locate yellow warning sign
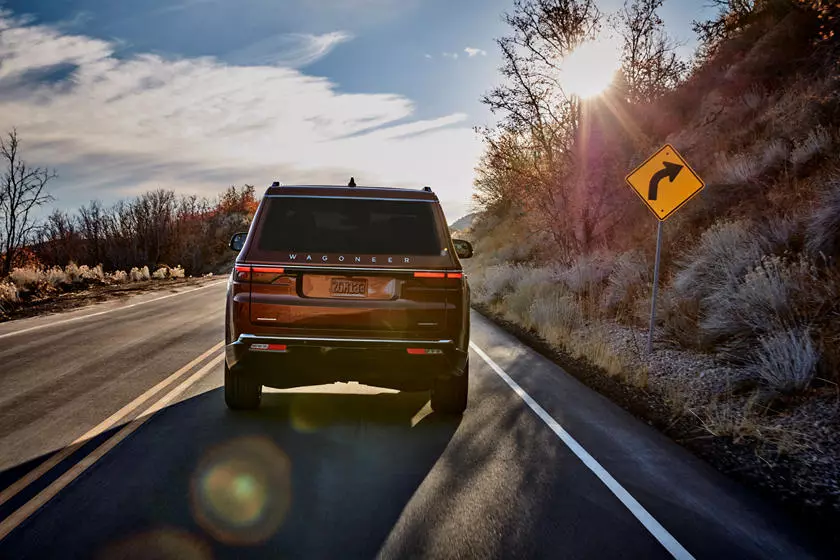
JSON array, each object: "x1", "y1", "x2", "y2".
[{"x1": 625, "y1": 144, "x2": 704, "y2": 221}]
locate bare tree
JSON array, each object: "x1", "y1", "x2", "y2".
[
  {"x1": 615, "y1": 0, "x2": 687, "y2": 103},
  {"x1": 0, "y1": 129, "x2": 55, "y2": 276},
  {"x1": 692, "y1": 0, "x2": 758, "y2": 61}
]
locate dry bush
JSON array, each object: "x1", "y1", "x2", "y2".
[
  {"x1": 701, "y1": 254, "x2": 819, "y2": 357},
  {"x1": 46, "y1": 266, "x2": 69, "y2": 288},
  {"x1": 109, "y1": 270, "x2": 128, "y2": 283},
  {"x1": 152, "y1": 267, "x2": 169, "y2": 280},
  {"x1": 129, "y1": 266, "x2": 151, "y2": 282},
  {"x1": 528, "y1": 288, "x2": 584, "y2": 347},
  {"x1": 805, "y1": 179, "x2": 840, "y2": 258},
  {"x1": 170, "y1": 266, "x2": 185, "y2": 279},
  {"x1": 0, "y1": 281, "x2": 19, "y2": 310},
  {"x1": 748, "y1": 328, "x2": 819, "y2": 394},
  {"x1": 80, "y1": 264, "x2": 105, "y2": 283},
  {"x1": 557, "y1": 254, "x2": 611, "y2": 297},
  {"x1": 604, "y1": 251, "x2": 650, "y2": 323},
  {"x1": 714, "y1": 152, "x2": 760, "y2": 184},
  {"x1": 9, "y1": 267, "x2": 44, "y2": 291},
  {"x1": 470, "y1": 264, "x2": 530, "y2": 305},
  {"x1": 498, "y1": 267, "x2": 558, "y2": 327},
  {"x1": 759, "y1": 138, "x2": 791, "y2": 172},
  {"x1": 790, "y1": 126, "x2": 832, "y2": 167},
  {"x1": 672, "y1": 220, "x2": 766, "y2": 304},
  {"x1": 658, "y1": 293, "x2": 703, "y2": 348}
]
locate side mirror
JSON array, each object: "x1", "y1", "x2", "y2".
[
  {"x1": 229, "y1": 232, "x2": 247, "y2": 252},
  {"x1": 452, "y1": 239, "x2": 473, "y2": 259}
]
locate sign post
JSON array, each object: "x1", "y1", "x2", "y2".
[{"x1": 625, "y1": 144, "x2": 704, "y2": 353}]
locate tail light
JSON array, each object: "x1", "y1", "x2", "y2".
[
  {"x1": 413, "y1": 271, "x2": 463, "y2": 279},
  {"x1": 234, "y1": 265, "x2": 287, "y2": 283},
  {"x1": 407, "y1": 348, "x2": 444, "y2": 355}
]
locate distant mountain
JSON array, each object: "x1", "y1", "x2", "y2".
[{"x1": 449, "y1": 212, "x2": 478, "y2": 232}]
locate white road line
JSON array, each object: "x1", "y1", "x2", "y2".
[
  {"x1": 0, "y1": 341, "x2": 224, "y2": 508},
  {"x1": 0, "y1": 280, "x2": 227, "y2": 340},
  {"x1": 469, "y1": 341, "x2": 695, "y2": 560},
  {"x1": 0, "y1": 353, "x2": 224, "y2": 542}
]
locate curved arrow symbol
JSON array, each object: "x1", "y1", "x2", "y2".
[{"x1": 648, "y1": 161, "x2": 683, "y2": 201}]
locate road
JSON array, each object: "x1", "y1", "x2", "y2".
[{"x1": 0, "y1": 279, "x2": 829, "y2": 559}]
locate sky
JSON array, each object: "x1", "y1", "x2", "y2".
[{"x1": 0, "y1": 0, "x2": 715, "y2": 222}]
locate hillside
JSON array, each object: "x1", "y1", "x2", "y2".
[
  {"x1": 467, "y1": 0, "x2": 840, "y2": 525},
  {"x1": 449, "y1": 212, "x2": 478, "y2": 232}
]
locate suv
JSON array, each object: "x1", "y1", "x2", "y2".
[{"x1": 224, "y1": 182, "x2": 473, "y2": 414}]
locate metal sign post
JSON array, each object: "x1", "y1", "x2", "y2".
[
  {"x1": 647, "y1": 221, "x2": 664, "y2": 354},
  {"x1": 625, "y1": 144, "x2": 705, "y2": 354}
]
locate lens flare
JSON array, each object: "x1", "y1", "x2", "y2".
[
  {"x1": 95, "y1": 527, "x2": 211, "y2": 560},
  {"x1": 190, "y1": 436, "x2": 291, "y2": 545}
]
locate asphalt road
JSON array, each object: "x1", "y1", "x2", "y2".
[{"x1": 0, "y1": 280, "x2": 830, "y2": 559}]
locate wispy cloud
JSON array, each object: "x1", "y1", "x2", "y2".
[
  {"x1": 464, "y1": 47, "x2": 486, "y2": 57},
  {"x1": 424, "y1": 53, "x2": 432, "y2": 59},
  {"x1": 0, "y1": 14, "x2": 480, "y2": 217},
  {"x1": 442, "y1": 51, "x2": 459, "y2": 59},
  {"x1": 228, "y1": 31, "x2": 353, "y2": 68}
]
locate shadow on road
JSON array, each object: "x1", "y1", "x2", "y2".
[{"x1": 0, "y1": 387, "x2": 461, "y2": 559}]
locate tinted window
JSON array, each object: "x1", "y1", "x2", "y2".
[{"x1": 256, "y1": 197, "x2": 444, "y2": 255}]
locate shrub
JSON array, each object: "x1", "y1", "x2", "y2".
[
  {"x1": 714, "y1": 152, "x2": 759, "y2": 184},
  {"x1": 672, "y1": 220, "x2": 765, "y2": 304},
  {"x1": 110, "y1": 270, "x2": 128, "y2": 283},
  {"x1": 805, "y1": 179, "x2": 840, "y2": 258},
  {"x1": 152, "y1": 267, "x2": 169, "y2": 280},
  {"x1": 499, "y1": 267, "x2": 558, "y2": 327},
  {"x1": 80, "y1": 264, "x2": 105, "y2": 283},
  {"x1": 759, "y1": 138, "x2": 790, "y2": 172},
  {"x1": 10, "y1": 267, "x2": 44, "y2": 291},
  {"x1": 558, "y1": 254, "x2": 610, "y2": 296},
  {"x1": 790, "y1": 126, "x2": 832, "y2": 167},
  {"x1": 471, "y1": 264, "x2": 529, "y2": 304},
  {"x1": 604, "y1": 251, "x2": 650, "y2": 322},
  {"x1": 701, "y1": 254, "x2": 818, "y2": 357},
  {"x1": 529, "y1": 288, "x2": 584, "y2": 347},
  {"x1": 748, "y1": 328, "x2": 818, "y2": 394},
  {"x1": 0, "y1": 281, "x2": 19, "y2": 309},
  {"x1": 46, "y1": 266, "x2": 70, "y2": 288},
  {"x1": 170, "y1": 266, "x2": 185, "y2": 279},
  {"x1": 129, "y1": 266, "x2": 151, "y2": 282},
  {"x1": 64, "y1": 262, "x2": 82, "y2": 284}
]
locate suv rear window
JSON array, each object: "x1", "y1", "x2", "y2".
[{"x1": 256, "y1": 197, "x2": 444, "y2": 255}]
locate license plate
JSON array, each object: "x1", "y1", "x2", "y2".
[{"x1": 330, "y1": 278, "x2": 368, "y2": 297}]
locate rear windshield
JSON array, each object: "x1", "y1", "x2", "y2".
[{"x1": 255, "y1": 197, "x2": 444, "y2": 255}]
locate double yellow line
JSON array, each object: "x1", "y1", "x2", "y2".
[{"x1": 0, "y1": 341, "x2": 225, "y2": 541}]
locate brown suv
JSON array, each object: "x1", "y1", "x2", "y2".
[{"x1": 225, "y1": 182, "x2": 473, "y2": 414}]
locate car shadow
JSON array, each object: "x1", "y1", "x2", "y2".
[{"x1": 0, "y1": 387, "x2": 461, "y2": 560}]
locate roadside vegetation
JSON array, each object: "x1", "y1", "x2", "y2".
[
  {"x1": 0, "y1": 130, "x2": 257, "y2": 319},
  {"x1": 467, "y1": 0, "x2": 840, "y2": 514}
]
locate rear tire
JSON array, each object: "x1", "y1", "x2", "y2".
[
  {"x1": 225, "y1": 362, "x2": 262, "y2": 410},
  {"x1": 431, "y1": 361, "x2": 468, "y2": 415}
]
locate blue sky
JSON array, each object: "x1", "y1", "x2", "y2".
[{"x1": 0, "y1": 0, "x2": 714, "y2": 220}]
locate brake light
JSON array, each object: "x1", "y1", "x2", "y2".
[
  {"x1": 407, "y1": 348, "x2": 444, "y2": 355},
  {"x1": 251, "y1": 343, "x2": 287, "y2": 352},
  {"x1": 413, "y1": 271, "x2": 463, "y2": 279},
  {"x1": 234, "y1": 265, "x2": 287, "y2": 283}
]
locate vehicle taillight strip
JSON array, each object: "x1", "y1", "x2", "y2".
[
  {"x1": 252, "y1": 266, "x2": 284, "y2": 273},
  {"x1": 413, "y1": 271, "x2": 463, "y2": 279},
  {"x1": 234, "y1": 265, "x2": 250, "y2": 272}
]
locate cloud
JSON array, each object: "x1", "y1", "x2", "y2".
[
  {"x1": 464, "y1": 47, "x2": 486, "y2": 57},
  {"x1": 227, "y1": 31, "x2": 353, "y2": 68},
  {"x1": 442, "y1": 52, "x2": 459, "y2": 59},
  {"x1": 424, "y1": 53, "x2": 432, "y2": 59},
  {"x1": 0, "y1": 14, "x2": 480, "y2": 219}
]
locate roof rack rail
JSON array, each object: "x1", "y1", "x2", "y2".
[
  {"x1": 422, "y1": 186, "x2": 432, "y2": 192},
  {"x1": 271, "y1": 181, "x2": 281, "y2": 187}
]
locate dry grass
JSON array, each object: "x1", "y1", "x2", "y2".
[
  {"x1": 805, "y1": 179, "x2": 840, "y2": 258},
  {"x1": 749, "y1": 328, "x2": 819, "y2": 394}
]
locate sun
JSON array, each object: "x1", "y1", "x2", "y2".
[{"x1": 560, "y1": 34, "x2": 621, "y2": 99}]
